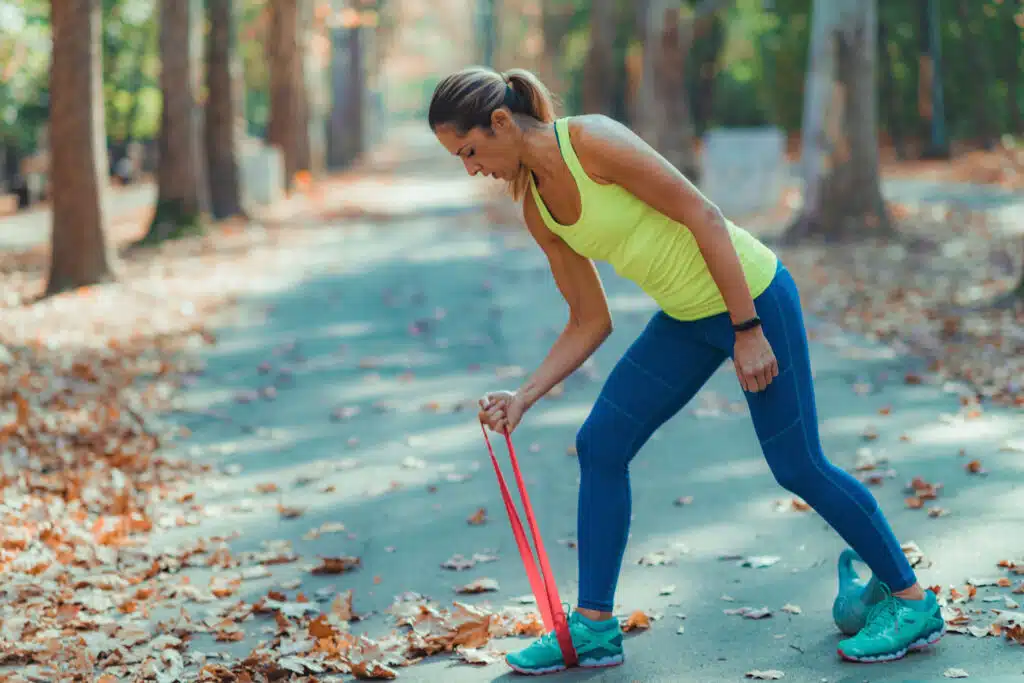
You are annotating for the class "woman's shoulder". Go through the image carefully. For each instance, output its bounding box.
[565,115,642,183]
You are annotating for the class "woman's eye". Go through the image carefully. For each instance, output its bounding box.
[466,150,475,158]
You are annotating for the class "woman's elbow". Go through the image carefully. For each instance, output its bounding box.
[588,314,613,340]
[569,312,612,339]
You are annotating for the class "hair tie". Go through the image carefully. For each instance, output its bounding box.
[503,82,520,111]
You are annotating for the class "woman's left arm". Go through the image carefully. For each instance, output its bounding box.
[574,116,778,391]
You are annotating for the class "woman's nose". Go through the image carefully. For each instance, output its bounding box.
[462,158,481,176]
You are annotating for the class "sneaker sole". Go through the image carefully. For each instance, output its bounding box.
[838,625,944,663]
[506,653,625,676]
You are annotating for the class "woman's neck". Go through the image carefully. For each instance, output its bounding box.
[518,120,563,185]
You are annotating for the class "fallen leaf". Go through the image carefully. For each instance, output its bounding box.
[457,578,500,594]
[740,556,781,569]
[621,610,651,632]
[745,669,784,680]
[442,554,476,571]
[458,647,505,665]
[467,508,487,525]
[943,668,969,679]
[310,556,361,575]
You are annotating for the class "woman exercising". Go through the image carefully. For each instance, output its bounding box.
[428,66,944,675]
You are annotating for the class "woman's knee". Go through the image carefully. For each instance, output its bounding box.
[576,402,636,473]
[761,428,826,496]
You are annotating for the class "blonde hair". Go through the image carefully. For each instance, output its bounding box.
[428,66,557,200]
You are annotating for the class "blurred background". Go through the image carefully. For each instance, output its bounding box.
[0,0,1021,319]
[1,1,1022,278]
[1,5,1022,680]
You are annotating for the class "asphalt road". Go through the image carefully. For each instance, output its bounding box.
[141,155,1024,683]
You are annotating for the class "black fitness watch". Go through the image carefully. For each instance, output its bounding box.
[732,316,762,332]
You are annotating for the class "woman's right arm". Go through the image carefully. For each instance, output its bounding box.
[514,192,613,411]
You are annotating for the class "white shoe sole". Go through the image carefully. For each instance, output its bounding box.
[507,653,625,676]
[838,625,944,663]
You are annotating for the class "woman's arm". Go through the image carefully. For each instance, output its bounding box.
[572,116,758,326]
[516,191,613,409]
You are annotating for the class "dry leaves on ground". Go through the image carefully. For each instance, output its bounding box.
[777,202,1023,408]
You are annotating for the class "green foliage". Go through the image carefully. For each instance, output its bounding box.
[555,0,1022,143]
[0,0,50,148]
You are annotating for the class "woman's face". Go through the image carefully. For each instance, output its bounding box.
[434,111,521,181]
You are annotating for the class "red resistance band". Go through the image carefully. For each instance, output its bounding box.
[480,424,578,668]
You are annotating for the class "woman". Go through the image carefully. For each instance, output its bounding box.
[428,66,944,675]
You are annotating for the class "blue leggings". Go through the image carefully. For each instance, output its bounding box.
[575,263,917,612]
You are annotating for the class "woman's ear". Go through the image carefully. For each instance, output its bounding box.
[490,107,513,132]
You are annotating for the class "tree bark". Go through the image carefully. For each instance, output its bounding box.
[877,19,905,159]
[205,0,244,219]
[649,1,700,181]
[45,0,114,296]
[638,0,731,181]
[784,0,892,244]
[539,2,574,102]
[582,0,616,116]
[141,0,203,244]
[267,0,312,191]
[954,0,996,149]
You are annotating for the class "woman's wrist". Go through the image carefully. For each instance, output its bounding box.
[516,383,539,410]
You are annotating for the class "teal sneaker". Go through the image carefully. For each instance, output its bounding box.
[832,548,887,635]
[837,587,945,663]
[506,610,624,675]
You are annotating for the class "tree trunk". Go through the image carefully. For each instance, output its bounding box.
[917,0,948,159]
[582,0,616,115]
[45,0,114,296]
[205,0,244,219]
[877,19,906,159]
[784,0,892,244]
[141,0,203,244]
[955,0,996,149]
[327,26,366,170]
[539,2,574,103]
[293,0,313,175]
[638,0,731,181]
[689,12,725,136]
[649,1,700,181]
[267,0,312,191]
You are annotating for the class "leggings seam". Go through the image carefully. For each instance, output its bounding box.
[621,353,677,392]
[766,277,914,589]
[595,395,644,426]
[764,280,887,528]
[577,335,724,611]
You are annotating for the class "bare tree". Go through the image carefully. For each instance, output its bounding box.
[267,0,312,191]
[45,0,114,295]
[205,0,244,219]
[636,0,732,182]
[582,0,616,115]
[140,0,203,244]
[784,0,891,243]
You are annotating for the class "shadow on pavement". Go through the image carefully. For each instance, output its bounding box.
[153,214,1023,682]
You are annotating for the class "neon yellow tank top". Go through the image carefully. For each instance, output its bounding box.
[528,118,779,322]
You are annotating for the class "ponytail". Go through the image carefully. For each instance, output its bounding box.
[428,66,560,201]
[502,69,557,200]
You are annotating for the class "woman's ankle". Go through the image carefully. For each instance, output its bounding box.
[893,583,925,601]
[575,606,613,621]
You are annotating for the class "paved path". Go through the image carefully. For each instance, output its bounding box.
[142,148,1024,682]
[3,142,1022,250]
[0,183,156,249]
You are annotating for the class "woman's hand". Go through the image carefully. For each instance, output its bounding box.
[733,328,779,393]
[478,390,528,434]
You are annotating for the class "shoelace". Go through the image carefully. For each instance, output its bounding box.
[860,586,901,637]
